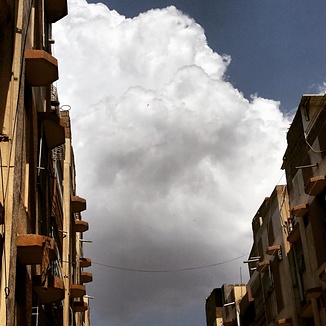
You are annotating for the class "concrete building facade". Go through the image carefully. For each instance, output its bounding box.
[0,0,92,325]
[206,284,246,326]
[283,94,326,325]
[206,94,326,326]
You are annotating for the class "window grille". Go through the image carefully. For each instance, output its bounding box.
[52,144,65,162]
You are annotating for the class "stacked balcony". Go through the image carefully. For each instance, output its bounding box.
[25,50,58,87]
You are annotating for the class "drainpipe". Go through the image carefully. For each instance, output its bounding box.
[62,136,71,326]
[311,298,321,326]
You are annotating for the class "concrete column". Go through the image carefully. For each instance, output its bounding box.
[84,297,90,326]
[75,230,81,326]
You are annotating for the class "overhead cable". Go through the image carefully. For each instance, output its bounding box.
[92,253,248,273]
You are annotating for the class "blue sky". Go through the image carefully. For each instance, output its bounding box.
[53,1,325,325]
[88,0,326,112]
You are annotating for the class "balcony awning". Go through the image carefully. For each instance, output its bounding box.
[44,0,67,23]
[17,234,57,265]
[25,50,58,86]
[305,175,326,196]
[71,196,87,213]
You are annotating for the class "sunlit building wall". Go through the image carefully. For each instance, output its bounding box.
[0,0,92,324]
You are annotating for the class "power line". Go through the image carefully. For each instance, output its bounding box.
[92,253,248,273]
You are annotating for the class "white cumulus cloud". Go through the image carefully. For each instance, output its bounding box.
[53,1,291,325]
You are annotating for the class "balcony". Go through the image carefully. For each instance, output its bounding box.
[277,319,292,326]
[44,0,68,23]
[33,275,64,304]
[70,284,86,298]
[71,196,87,213]
[305,175,326,196]
[25,50,58,86]
[223,319,236,326]
[299,301,313,318]
[256,260,270,273]
[80,258,92,268]
[290,204,309,218]
[305,287,322,300]
[319,268,326,282]
[75,220,89,233]
[17,234,57,265]
[81,272,93,284]
[287,223,300,243]
[266,245,281,256]
[38,112,65,149]
[73,301,88,313]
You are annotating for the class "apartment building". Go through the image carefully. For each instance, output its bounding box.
[0,0,92,325]
[206,288,223,326]
[206,284,246,326]
[206,94,326,326]
[241,185,295,325]
[283,94,326,325]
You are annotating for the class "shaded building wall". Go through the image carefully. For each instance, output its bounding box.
[206,288,223,326]
[222,284,246,326]
[242,185,297,325]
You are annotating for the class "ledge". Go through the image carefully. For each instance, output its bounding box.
[25,50,58,86]
[305,175,326,196]
[17,234,57,265]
